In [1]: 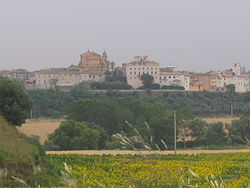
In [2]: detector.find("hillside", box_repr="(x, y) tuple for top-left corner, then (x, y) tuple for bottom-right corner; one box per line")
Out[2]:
(0, 116), (62, 187)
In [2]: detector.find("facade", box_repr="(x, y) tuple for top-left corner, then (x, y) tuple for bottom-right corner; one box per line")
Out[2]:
(78, 50), (110, 74)
(34, 68), (105, 89)
(214, 62), (250, 92)
(0, 69), (31, 82)
(189, 73), (214, 91)
(125, 56), (160, 88)
(159, 70), (189, 90)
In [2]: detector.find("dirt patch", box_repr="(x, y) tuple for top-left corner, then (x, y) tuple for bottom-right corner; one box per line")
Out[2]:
(46, 149), (250, 155)
(17, 118), (63, 143)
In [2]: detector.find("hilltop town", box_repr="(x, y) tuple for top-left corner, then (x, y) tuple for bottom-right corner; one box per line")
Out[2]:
(1, 50), (250, 92)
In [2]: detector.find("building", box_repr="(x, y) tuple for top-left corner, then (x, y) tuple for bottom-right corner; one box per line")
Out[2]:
(32, 50), (109, 89)
(159, 69), (189, 90)
(125, 56), (160, 88)
(33, 67), (105, 90)
(0, 69), (31, 82)
(78, 50), (110, 74)
(189, 73), (214, 91)
(214, 62), (250, 92)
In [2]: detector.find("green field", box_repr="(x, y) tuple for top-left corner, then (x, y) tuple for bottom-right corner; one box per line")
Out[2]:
(48, 153), (250, 187)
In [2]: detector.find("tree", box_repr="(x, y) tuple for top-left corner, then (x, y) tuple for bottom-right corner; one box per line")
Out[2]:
(0, 76), (32, 126)
(161, 85), (185, 90)
(150, 116), (174, 150)
(45, 120), (102, 150)
(206, 122), (227, 145)
(177, 107), (195, 149)
(139, 74), (154, 89)
(228, 110), (250, 145)
(105, 69), (126, 83)
(188, 119), (207, 142)
(226, 84), (236, 93)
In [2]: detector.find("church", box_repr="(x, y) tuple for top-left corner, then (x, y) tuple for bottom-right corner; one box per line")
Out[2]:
(78, 50), (110, 74)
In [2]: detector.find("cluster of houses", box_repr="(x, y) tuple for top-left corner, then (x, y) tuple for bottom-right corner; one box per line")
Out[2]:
(1, 50), (250, 93)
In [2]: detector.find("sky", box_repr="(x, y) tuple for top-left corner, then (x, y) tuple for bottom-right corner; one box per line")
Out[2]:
(0, 0), (250, 72)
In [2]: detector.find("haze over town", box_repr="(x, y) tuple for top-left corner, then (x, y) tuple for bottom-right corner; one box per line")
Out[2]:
(1, 0), (250, 72)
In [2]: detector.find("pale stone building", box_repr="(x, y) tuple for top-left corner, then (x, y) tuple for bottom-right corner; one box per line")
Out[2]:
(32, 50), (109, 89)
(159, 70), (190, 90)
(34, 68), (105, 89)
(189, 73), (214, 91)
(125, 56), (160, 88)
(213, 62), (250, 92)
(0, 69), (31, 82)
(79, 50), (110, 74)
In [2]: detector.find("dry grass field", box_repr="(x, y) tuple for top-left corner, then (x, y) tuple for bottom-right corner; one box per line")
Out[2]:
(202, 116), (239, 124)
(17, 118), (63, 143)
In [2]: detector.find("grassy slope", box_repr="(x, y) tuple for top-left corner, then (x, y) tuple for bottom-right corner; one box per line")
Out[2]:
(0, 116), (62, 187)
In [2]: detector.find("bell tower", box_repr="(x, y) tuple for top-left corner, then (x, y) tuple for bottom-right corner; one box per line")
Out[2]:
(102, 50), (108, 62)
(232, 61), (241, 76)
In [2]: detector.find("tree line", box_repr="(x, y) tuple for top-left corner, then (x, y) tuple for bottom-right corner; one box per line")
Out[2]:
(45, 98), (250, 151)
(28, 85), (250, 118)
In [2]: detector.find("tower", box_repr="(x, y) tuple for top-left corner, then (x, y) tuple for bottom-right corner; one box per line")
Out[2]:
(232, 61), (241, 76)
(102, 50), (108, 62)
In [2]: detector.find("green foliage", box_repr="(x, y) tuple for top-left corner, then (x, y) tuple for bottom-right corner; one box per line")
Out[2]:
(46, 120), (104, 150)
(226, 84), (236, 93)
(150, 117), (174, 149)
(90, 81), (132, 90)
(161, 85), (185, 90)
(28, 89), (73, 118)
(206, 122), (227, 145)
(150, 83), (161, 89)
(228, 110), (250, 144)
(0, 116), (62, 187)
(105, 69), (126, 83)
(0, 76), (32, 126)
(139, 74), (154, 89)
(28, 87), (250, 118)
(65, 98), (169, 148)
(187, 119), (207, 142)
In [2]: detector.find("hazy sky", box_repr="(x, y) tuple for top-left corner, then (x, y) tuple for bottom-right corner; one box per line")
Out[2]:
(0, 0), (250, 72)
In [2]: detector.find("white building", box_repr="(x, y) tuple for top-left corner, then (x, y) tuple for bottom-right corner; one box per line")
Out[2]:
(216, 61), (250, 93)
(125, 56), (160, 88)
(160, 70), (190, 90)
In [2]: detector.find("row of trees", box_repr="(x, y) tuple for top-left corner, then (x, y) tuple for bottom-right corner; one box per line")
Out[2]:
(28, 86), (250, 118)
(45, 97), (250, 150)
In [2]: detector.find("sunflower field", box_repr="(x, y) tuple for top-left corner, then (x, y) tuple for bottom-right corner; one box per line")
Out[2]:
(47, 152), (250, 187)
